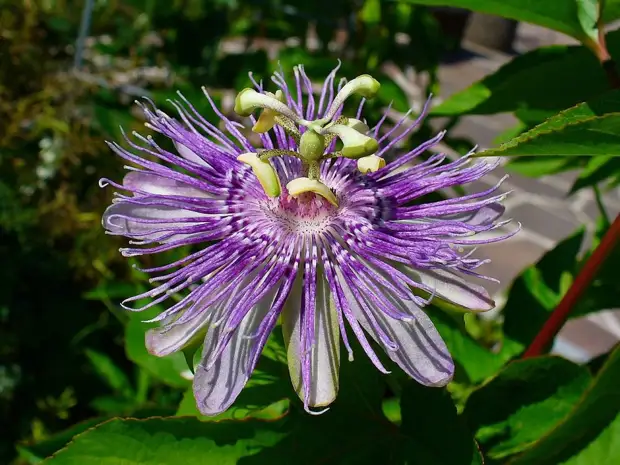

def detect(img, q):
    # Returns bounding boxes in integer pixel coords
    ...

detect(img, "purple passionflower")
[101,64,513,415]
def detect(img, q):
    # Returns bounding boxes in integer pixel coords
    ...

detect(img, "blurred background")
[1,1,619,463]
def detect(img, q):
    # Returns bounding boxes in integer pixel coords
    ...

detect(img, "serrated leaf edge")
[476,111,620,157]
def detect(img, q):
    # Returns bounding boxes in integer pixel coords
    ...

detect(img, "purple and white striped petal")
[193,297,274,415]
[282,270,340,411]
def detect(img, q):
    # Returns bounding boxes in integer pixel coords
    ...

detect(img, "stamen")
[237,153,281,197]
[322,124,378,159]
[286,177,338,206]
[252,90,286,133]
[257,149,299,161]
[234,88,307,126]
[358,154,385,173]
[322,74,380,122]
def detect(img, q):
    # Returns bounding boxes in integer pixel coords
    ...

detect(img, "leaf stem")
[595,3,620,89]
[522,214,620,358]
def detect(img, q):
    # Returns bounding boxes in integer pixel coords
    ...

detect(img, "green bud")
[324,124,379,159]
[342,139,378,159]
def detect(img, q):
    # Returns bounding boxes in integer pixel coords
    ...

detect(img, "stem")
[308,161,321,180]
[595,3,620,90]
[601,59,620,90]
[522,214,620,358]
[522,3,620,358]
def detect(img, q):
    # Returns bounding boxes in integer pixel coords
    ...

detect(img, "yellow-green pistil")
[235,72,384,204]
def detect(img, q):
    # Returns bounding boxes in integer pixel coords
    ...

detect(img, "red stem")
[522,214,620,358]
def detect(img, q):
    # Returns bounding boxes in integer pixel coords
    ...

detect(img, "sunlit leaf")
[402,0,600,42]
[430,29,620,119]
[477,89,620,157]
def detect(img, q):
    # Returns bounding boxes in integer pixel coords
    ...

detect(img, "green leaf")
[377,76,411,113]
[603,0,620,22]
[44,342,483,464]
[559,414,620,464]
[93,104,137,138]
[360,0,382,24]
[569,154,620,193]
[177,389,290,421]
[201,338,481,464]
[84,349,134,399]
[572,220,620,318]
[83,282,143,301]
[18,418,109,464]
[253,358,483,464]
[493,119,529,145]
[401,383,484,465]
[44,417,287,464]
[19,409,177,463]
[479,113,620,157]
[430,28,620,119]
[509,345,620,464]
[477,89,620,157]
[431,311,507,383]
[402,0,600,42]
[125,316,191,389]
[506,156,581,178]
[463,356,592,459]
[89,396,141,415]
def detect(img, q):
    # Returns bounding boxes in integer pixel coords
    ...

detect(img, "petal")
[441,203,505,226]
[102,202,206,240]
[192,298,274,416]
[408,267,495,312]
[145,309,211,357]
[282,273,340,408]
[340,275,453,387]
[123,171,212,198]
[174,141,208,166]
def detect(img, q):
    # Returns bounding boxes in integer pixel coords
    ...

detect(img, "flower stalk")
[523,214,620,358]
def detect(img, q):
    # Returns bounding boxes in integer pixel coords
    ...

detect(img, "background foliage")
[1,0,619,463]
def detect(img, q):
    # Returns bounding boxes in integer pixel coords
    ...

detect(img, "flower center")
[261,190,338,235]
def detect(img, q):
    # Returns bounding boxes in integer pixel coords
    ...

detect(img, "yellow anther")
[357,154,385,173]
[252,90,286,133]
[237,153,281,197]
[286,177,338,206]
[324,124,378,159]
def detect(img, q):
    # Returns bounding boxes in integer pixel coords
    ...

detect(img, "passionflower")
[101,64,513,415]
